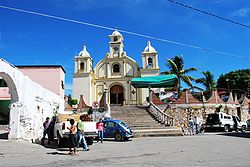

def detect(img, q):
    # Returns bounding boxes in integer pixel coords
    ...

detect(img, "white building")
[72,30,160,106]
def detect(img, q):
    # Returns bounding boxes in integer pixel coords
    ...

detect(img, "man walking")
[41,117,51,146]
[189,117,194,135]
[77,115,89,151]
[194,116,200,134]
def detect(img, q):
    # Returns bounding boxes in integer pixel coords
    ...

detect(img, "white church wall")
[98,64,106,78]
[126,63,134,76]
[72,75,92,106]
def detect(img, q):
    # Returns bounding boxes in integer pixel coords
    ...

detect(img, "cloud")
[52,0,142,11]
[232,7,250,17]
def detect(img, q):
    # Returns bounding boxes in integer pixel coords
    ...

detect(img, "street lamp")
[226,79,230,92]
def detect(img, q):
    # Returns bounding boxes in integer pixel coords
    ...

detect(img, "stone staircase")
[111,105,182,137]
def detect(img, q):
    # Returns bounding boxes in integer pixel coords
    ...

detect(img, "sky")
[0,0,249,95]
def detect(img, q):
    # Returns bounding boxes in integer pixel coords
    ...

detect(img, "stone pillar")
[148,86,152,103]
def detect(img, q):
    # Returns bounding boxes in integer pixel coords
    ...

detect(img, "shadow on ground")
[0,132,8,140]
[46,152,69,156]
[217,132,250,138]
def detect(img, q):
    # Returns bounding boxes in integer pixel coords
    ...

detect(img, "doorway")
[110,85,124,105]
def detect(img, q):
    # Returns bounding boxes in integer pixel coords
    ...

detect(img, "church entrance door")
[110,85,124,105]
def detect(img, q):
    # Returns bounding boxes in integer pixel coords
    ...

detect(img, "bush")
[70,99,78,105]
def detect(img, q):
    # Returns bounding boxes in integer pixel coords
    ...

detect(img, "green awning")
[131,75,177,88]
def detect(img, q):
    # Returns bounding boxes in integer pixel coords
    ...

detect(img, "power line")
[168,0,250,29]
[0,5,249,60]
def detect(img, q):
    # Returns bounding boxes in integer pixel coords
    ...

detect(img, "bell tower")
[141,41,159,76]
[72,45,93,105]
[109,30,124,58]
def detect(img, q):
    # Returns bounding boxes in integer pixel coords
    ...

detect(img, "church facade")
[72,30,160,106]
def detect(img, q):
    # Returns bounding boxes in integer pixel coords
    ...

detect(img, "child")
[96,118,104,143]
[67,119,77,155]
[184,123,189,136]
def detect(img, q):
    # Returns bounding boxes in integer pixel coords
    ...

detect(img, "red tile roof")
[77,95,90,110]
[207,90,224,104]
[152,93,165,105]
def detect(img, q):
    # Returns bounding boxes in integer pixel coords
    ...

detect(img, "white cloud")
[232,7,250,17]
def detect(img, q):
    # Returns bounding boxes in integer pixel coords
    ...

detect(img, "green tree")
[217,69,250,98]
[196,71,216,98]
[161,55,197,96]
[67,94,78,106]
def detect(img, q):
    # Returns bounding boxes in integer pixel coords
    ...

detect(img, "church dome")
[78,45,90,57]
[112,30,122,36]
[143,41,157,53]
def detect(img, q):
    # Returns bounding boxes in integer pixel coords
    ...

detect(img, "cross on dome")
[78,45,90,57]
[144,41,157,53]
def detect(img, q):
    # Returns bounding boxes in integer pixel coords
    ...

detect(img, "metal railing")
[147,102,174,126]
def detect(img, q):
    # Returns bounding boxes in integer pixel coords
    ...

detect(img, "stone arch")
[0,72,19,103]
[0,61,22,139]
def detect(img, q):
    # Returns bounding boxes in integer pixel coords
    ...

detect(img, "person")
[199,117,204,134]
[77,115,89,151]
[67,119,77,155]
[183,123,189,136]
[96,118,104,143]
[194,116,200,134]
[41,117,51,146]
[189,117,194,135]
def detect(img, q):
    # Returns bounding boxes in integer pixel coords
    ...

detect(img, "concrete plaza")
[0,131,249,167]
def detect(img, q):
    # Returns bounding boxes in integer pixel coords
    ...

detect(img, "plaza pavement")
[0,131,250,167]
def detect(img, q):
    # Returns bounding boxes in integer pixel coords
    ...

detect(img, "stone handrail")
[147,102,174,126]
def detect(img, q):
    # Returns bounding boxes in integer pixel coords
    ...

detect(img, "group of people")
[42,115,104,155]
[181,116,204,136]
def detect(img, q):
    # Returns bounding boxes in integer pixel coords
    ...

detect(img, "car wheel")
[86,138,94,145]
[241,126,246,133]
[124,137,129,141]
[224,125,230,132]
[114,132,123,141]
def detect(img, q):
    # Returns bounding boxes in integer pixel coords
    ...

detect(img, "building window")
[114,36,118,42]
[61,81,64,90]
[80,62,85,70]
[113,64,120,73]
[147,57,153,68]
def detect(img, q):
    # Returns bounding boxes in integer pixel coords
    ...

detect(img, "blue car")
[102,119,133,141]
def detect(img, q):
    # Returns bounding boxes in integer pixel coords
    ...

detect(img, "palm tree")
[161,55,197,96]
[195,71,216,97]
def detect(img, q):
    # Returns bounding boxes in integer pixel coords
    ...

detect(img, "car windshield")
[206,114,219,124]
[120,121,129,128]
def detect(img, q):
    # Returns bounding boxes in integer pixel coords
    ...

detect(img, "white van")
[53,114,98,147]
[205,112,247,132]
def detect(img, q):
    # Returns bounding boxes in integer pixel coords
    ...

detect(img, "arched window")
[113,64,120,73]
[114,36,118,42]
[80,62,85,70]
[147,58,153,68]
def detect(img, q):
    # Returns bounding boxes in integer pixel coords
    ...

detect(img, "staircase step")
[133,128,182,137]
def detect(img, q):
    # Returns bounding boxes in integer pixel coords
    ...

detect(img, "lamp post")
[226,79,230,92]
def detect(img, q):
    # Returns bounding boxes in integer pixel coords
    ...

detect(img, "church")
[72,30,161,106]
